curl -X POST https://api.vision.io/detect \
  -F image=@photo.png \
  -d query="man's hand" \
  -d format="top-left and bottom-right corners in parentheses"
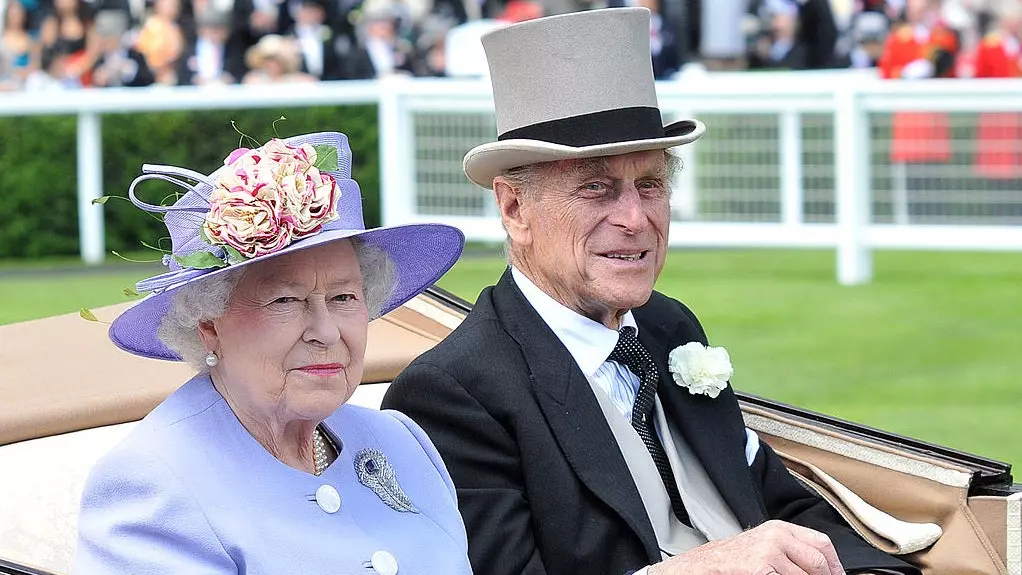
top-left (649, 520), bottom-right (844, 575)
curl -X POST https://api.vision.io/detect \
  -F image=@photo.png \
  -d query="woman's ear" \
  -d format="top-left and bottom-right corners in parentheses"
top-left (197, 320), bottom-right (219, 352)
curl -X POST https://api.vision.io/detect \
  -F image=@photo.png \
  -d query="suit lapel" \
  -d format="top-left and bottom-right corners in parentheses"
top-left (637, 316), bottom-right (767, 529)
top-left (490, 271), bottom-right (661, 561)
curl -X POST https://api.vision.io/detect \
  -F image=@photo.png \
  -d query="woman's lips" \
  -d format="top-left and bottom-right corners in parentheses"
top-left (296, 363), bottom-right (345, 376)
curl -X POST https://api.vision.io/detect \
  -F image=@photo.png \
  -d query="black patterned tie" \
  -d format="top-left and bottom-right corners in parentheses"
top-left (609, 326), bottom-right (691, 526)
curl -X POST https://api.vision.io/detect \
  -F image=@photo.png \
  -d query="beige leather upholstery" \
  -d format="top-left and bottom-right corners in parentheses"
top-left (970, 495), bottom-right (1022, 573)
top-left (744, 406), bottom-right (1019, 575)
top-left (0, 423), bottom-right (138, 574)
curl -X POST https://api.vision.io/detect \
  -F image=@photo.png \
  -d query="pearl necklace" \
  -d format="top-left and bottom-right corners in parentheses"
top-left (313, 426), bottom-right (336, 476)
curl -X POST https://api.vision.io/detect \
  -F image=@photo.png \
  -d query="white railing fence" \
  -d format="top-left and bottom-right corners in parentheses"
top-left (2, 73), bottom-right (1021, 285)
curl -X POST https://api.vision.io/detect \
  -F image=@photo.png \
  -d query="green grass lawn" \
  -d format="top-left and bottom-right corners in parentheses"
top-left (3, 249), bottom-right (1021, 466)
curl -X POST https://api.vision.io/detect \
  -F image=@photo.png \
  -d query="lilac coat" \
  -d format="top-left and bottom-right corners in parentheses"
top-left (74, 374), bottom-right (472, 575)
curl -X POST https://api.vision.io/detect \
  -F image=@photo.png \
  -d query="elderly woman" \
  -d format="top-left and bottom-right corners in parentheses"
top-left (73, 132), bottom-right (470, 575)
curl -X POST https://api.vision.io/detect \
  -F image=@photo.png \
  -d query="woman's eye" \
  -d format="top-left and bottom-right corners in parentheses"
top-left (272, 296), bottom-right (300, 305)
top-left (333, 294), bottom-right (355, 303)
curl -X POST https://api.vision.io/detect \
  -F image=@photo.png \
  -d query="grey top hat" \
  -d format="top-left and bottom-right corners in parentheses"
top-left (462, 8), bottom-right (705, 188)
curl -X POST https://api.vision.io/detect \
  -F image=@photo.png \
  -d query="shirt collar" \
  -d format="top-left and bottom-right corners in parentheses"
top-left (511, 266), bottom-right (637, 379)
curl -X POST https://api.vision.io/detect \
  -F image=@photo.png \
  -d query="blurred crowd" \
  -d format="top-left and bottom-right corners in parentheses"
top-left (0, 0), bottom-right (481, 90)
top-left (0, 0), bottom-right (1019, 91)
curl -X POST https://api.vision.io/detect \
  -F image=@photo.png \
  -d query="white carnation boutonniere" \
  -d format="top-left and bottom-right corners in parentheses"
top-left (668, 342), bottom-right (733, 398)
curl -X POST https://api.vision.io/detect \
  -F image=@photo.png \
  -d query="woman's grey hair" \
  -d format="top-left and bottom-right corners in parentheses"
top-left (158, 239), bottom-right (398, 372)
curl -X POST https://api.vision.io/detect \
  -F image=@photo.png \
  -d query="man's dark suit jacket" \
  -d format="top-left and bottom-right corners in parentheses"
top-left (382, 270), bottom-right (916, 575)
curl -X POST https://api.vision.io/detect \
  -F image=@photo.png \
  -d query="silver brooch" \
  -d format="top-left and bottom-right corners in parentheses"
top-left (355, 448), bottom-right (419, 513)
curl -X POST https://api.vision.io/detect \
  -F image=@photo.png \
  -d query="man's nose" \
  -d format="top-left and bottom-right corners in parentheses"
top-left (608, 186), bottom-right (645, 232)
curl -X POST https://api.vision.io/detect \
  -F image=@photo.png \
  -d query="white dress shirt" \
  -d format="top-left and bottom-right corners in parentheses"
top-left (296, 25), bottom-right (325, 78)
top-left (365, 37), bottom-right (396, 77)
top-left (195, 37), bottom-right (224, 84)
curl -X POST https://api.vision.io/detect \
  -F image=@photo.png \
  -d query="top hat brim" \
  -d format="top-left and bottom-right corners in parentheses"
top-left (463, 118), bottom-right (705, 189)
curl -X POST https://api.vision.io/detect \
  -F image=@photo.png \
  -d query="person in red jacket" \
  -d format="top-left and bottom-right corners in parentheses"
top-left (973, 6), bottom-right (1022, 186)
top-left (878, 0), bottom-right (959, 222)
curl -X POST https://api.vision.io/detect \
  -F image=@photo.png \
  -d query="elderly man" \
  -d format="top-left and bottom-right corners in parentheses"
top-left (383, 8), bottom-right (918, 575)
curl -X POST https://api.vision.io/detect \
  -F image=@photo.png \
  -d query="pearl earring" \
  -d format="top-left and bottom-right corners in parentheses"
top-left (205, 351), bottom-right (219, 367)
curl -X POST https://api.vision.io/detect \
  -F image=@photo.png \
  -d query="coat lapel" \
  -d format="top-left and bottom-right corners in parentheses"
top-left (637, 314), bottom-right (768, 529)
top-left (490, 270), bottom-right (661, 561)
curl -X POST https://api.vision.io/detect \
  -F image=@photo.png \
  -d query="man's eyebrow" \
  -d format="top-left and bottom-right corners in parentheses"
top-left (561, 157), bottom-right (613, 182)
top-left (645, 162), bottom-right (670, 182)
top-left (558, 156), bottom-right (669, 184)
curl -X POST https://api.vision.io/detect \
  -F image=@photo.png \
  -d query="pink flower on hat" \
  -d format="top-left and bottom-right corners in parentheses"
top-left (204, 185), bottom-right (292, 258)
top-left (281, 163), bottom-right (339, 236)
top-left (202, 139), bottom-right (340, 260)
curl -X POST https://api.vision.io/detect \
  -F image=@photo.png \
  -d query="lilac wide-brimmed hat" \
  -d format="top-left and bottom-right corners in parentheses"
top-left (109, 131), bottom-right (464, 361)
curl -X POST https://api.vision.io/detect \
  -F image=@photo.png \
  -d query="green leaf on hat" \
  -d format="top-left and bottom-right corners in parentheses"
top-left (80, 308), bottom-right (99, 322)
top-left (199, 226), bottom-right (212, 245)
top-left (111, 251), bottom-right (161, 263)
top-left (224, 245), bottom-right (247, 265)
top-left (313, 144), bottom-right (339, 172)
top-left (272, 115), bottom-right (287, 138)
top-left (174, 251), bottom-right (227, 270)
top-left (140, 240), bottom-right (171, 254)
top-left (92, 195), bottom-right (134, 206)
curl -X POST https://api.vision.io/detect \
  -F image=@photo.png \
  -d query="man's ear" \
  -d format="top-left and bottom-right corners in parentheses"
top-left (493, 178), bottom-right (532, 248)
top-left (197, 320), bottom-right (219, 353)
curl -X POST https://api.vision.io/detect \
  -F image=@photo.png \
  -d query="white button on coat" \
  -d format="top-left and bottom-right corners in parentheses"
top-left (371, 550), bottom-right (399, 575)
top-left (315, 484), bottom-right (341, 514)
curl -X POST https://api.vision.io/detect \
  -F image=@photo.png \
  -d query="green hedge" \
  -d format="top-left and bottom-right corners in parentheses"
top-left (0, 106), bottom-right (379, 259)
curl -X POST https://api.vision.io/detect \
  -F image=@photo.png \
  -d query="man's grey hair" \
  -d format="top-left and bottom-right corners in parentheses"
top-left (158, 239), bottom-right (398, 372)
top-left (499, 150), bottom-right (683, 197)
